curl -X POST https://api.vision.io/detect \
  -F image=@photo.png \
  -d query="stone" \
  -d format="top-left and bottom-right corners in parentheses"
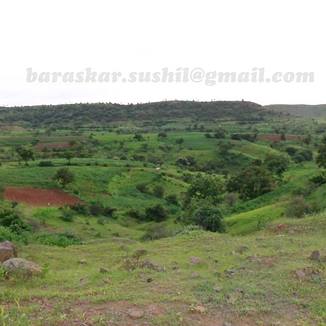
top-left (0, 241), bottom-right (17, 263)
top-left (191, 272), bottom-right (200, 278)
top-left (190, 256), bottom-right (202, 265)
top-left (127, 308), bottom-right (144, 319)
top-left (78, 259), bottom-right (87, 265)
top-left (309, 250), bottom-right (321, 262)
top-left (295, 269), bottom-right (306, 280)
top-left (99, 267), bottom-right (109, 273)
top-left (2, 258), bottom-right (42, 277)
top-left (235, 245), bottom-right (249, 254)
top-left (190, 305), bottom-right (206, 314)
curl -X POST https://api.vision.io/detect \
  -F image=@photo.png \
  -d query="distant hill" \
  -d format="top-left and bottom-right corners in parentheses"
top-left (265, 104), bottom-right (326, 118)
top-left (0, 101), bottom-right (274, 127)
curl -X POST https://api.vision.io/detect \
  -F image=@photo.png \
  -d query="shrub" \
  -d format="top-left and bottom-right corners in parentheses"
top-left (0, 208), bottom-right (30, 234)
top-left (34, 232), bottom-right (82, 247)
top-left (190, 206), bottom-right (224, 232)
top-left (166, 194), bottom-right (179, 205)
top-left (136, 183), bottom-right (148, 194)
top-left (142, 224), bottom-right (172, 241)
top-left (59, 207), bottom-right (74, 222)
top-left (153, 185), bottom-right (165, 198)
top-left (285, 196), bottom-right (310, 218)
top-left (145, 204), bottom-right (168, 222)
top-left (70, 203), bottom-right (89, 215)
top-left (38, 160), bottom-right (54, 167)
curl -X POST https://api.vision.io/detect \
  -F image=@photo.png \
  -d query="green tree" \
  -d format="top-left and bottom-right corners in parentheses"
top-left (227, 165), bottom-right (275, 199)
top-left (54, 168), bottom-right (75, 188)
top-left (15, 146), bottom-right (35, 166)
top-left (316, 135), bottom-right (326, 168)
top-left (63, 151), bottom-right (74, 165)
top-left (186, 174), bottom-right (225, 205)
top-left (264, 154), bottom-right (290, 177)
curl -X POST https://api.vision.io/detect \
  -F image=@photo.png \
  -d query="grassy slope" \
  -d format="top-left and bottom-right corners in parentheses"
top-left (0, 214), bottom-right (325, 325)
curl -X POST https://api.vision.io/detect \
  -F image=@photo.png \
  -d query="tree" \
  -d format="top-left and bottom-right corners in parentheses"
top-left (264, 154), bottom-right (290, 177)
top-left (145, 204), bottom-right (168, 222)
top-left (186, 174), bottom-right (225, 205)
top-left (316, 135), bottom-right (326, 168)
top-left (16, 146), bottom-right (34, 166)
top-left (54, 168), bottom-right (75, 188)
top-left (63, 151), bottom-right (74, 165)
top-left (227, 165), bottom-right (275, 199)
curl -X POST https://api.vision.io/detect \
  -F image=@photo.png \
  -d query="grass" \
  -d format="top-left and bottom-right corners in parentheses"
top-left (0, 213), bottom-right (325, 325)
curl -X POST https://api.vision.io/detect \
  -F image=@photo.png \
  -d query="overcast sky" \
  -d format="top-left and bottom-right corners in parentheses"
top-left (0, 0), bottom-right (325, 106)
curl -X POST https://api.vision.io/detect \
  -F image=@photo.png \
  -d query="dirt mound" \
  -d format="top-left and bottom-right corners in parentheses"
top-left (4, 187), bottom-right (81, 207)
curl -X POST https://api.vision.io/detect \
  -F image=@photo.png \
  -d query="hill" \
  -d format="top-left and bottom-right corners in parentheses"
top-left (265, 104), bottom-right (326, 118)
top-left (0, 101), bottom-right (273, 127)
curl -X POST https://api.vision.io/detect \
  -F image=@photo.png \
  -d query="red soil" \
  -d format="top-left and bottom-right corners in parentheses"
top-left (35, 142), bottom-right (72, 150)
top-left (4, 187), bottom-right (82, 207)
top-left (257, 134), bottom-right (302, 142)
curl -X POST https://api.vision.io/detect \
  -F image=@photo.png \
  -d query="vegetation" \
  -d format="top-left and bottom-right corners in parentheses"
top-left (0, 101), bottom-right (324, 324)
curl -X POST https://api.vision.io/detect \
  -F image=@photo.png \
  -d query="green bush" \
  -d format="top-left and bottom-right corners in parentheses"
top-left (190, 206), bottom-right (225, 232)
top-left (285, 196), bottom-right (311, 218)
top-left (145, 204), bottom-right (168, 222)
top-left (34, 232), bottom-right (82, 247)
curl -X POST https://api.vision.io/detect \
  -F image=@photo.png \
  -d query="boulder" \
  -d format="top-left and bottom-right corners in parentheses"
top-left (2, 258), bottom-right (42, 277)
top-left (0, 241), bottom-right (17, 263)
top-left (309, 250), bottom-right (321, 262)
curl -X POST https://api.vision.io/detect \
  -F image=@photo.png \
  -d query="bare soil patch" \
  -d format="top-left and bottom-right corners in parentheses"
top-left (4, 187), bottom-right (81, 207)
top-left (35, 142), bottom-right (72, 151)
top-left (257, 134), bottom-right (302, 142)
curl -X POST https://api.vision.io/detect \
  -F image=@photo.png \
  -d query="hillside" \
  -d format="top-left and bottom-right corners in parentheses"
top-left (1, 214), bottom-right (325, 325)
top-left (0, 101), bottom-right (325, 325)
top-left (0, 101), bottom-right (273, 127)
top-left (265, 104), bottom-right (326, 118)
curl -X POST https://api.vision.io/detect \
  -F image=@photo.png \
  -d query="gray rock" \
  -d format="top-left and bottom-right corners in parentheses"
top-left (0, 241), bottom-right (17, 263)
top-left (309, 250), bottom-right (321, 261)
top-left (127, 308), bottom-right (144, 319)
top-left (2, 258), bottom-right (42, 277)
top-left (190, 256), bottom-right (203, 265)
top-left (99, 267), bottom-right (109, 273)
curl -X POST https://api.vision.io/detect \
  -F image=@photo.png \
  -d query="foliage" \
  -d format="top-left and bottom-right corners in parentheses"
top-left (189, 205), bottom-right (225, 232)
top-left (53, 168), bottom-right (75, 188)
top-left (227, 165), bottom-right (275, 199)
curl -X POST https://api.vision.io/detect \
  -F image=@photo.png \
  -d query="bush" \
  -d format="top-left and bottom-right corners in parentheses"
top-left (190, 206), bottom-right (224, 232)
top-left (142, 224), bottom-right (172, 241)
top-left (34, 232), bottom-right (82, 247)
top-left (59, 207), bottom-right (74, 222)
top-left (136, 183), bottom-right (149, 193)
top-left (145, 204), bottom-right (168, 222)
top-left (166, 194), bottom-right (179, 205)
top-left (0, 208), bottom-right (30, 234)
top-left (70, 203), bottom-right (89, 215)
top-left (153, 185), bottom-right (165, 198)
top-left (285, 196), bottom-right (310, 218)
top-left (38, 160), bottom-right (54, 167)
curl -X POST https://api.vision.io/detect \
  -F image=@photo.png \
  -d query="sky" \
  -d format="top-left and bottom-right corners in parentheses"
top-left (0, 0), bottom-right (325, 106)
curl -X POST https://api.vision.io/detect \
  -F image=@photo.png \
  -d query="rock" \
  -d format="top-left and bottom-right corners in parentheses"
top-left (0, 241), bottom-right (17, 263)
top-left (190, 256), bottom-right (203, 265)
top-left (140, 260), bottom-right (165, 272)
top-left (146, 277), bottom-right (153, 283)
top-left (78, 259), bottom-right (87, 265)
top-left (235, 245), bottom-right (249, 254)
top-left (127, 308), bottom-right (144, 319)
top-left (190, 305), bottom-right (206, 314)
top-left (295, 269), bottom-right (306, 280)
top-left (223, 322), bottom-right (233, 326)
top-left (191, 272), bottom-right (200, 278)
top-left (2, 258), bottom-right (42, 277)
top-left (309, 250), bottom-right (321, 261)
top-left (99, 267), bottom-right (109, 273)
top-left (213, 286), bottom-right (222, 293)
